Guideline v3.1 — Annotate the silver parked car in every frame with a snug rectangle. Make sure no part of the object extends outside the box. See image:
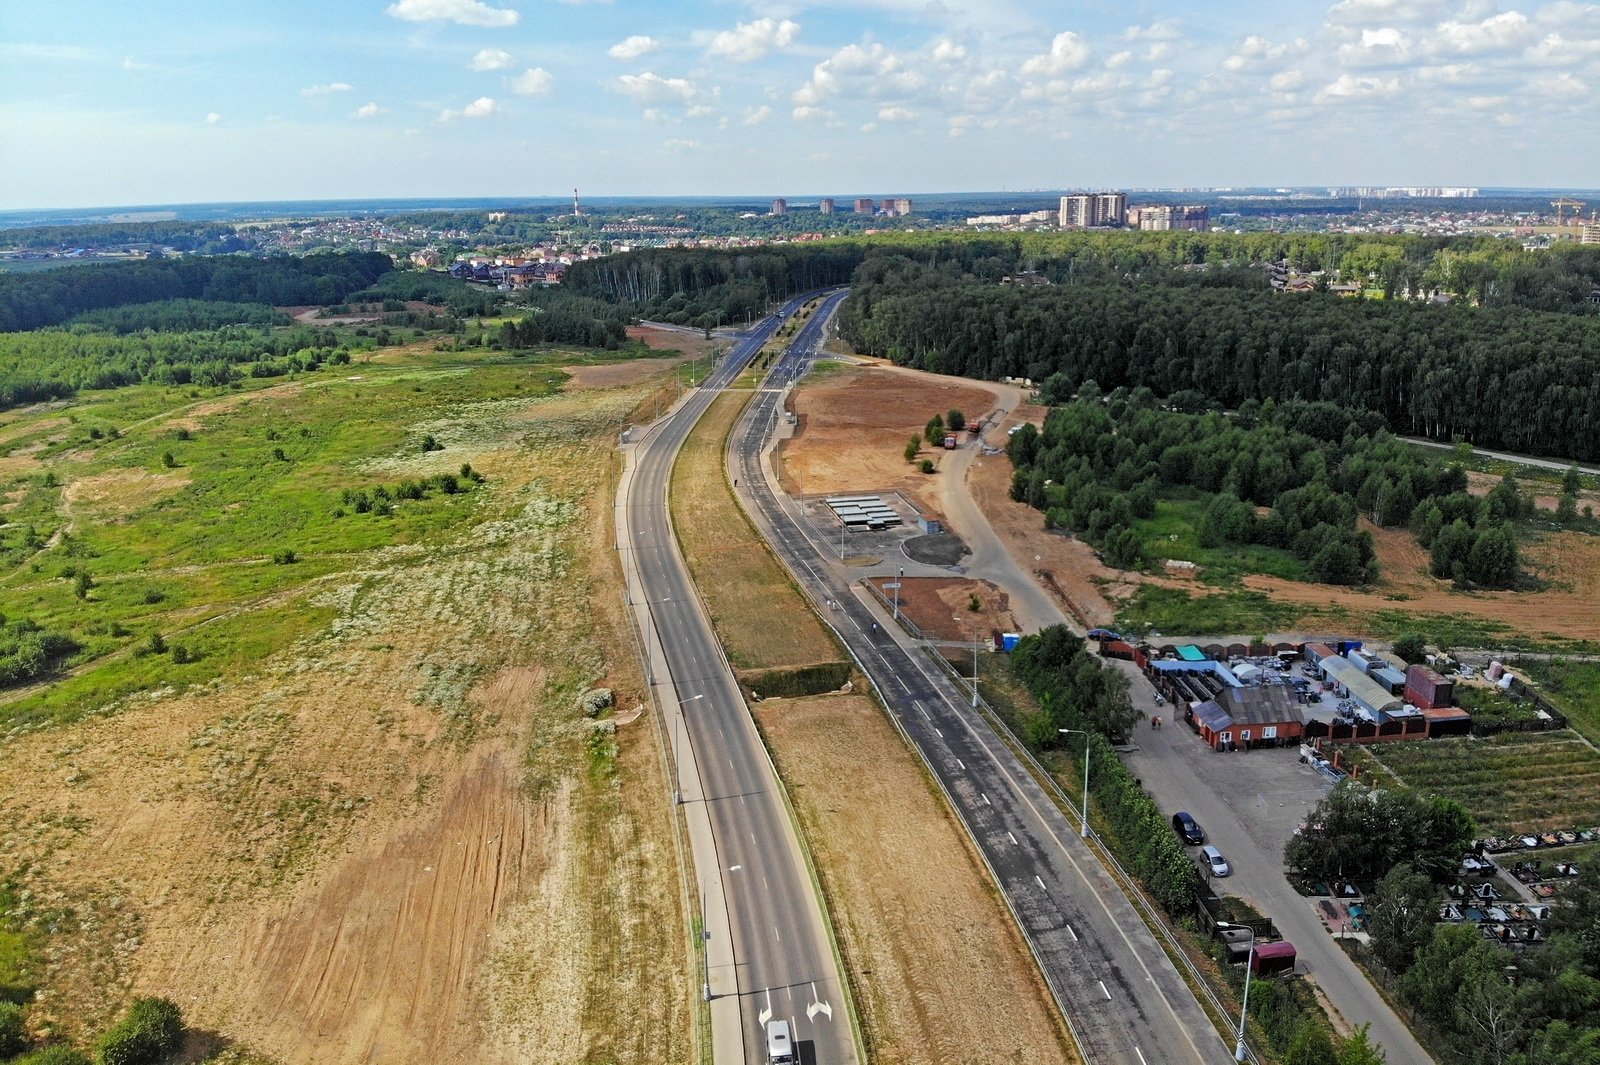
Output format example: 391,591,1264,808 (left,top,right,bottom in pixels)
1201,845,1231,877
